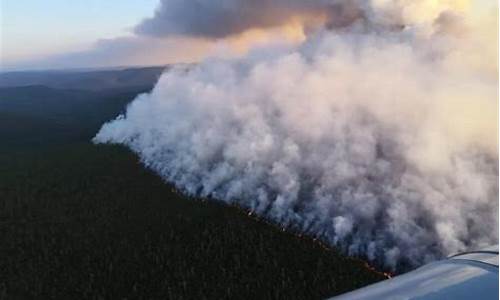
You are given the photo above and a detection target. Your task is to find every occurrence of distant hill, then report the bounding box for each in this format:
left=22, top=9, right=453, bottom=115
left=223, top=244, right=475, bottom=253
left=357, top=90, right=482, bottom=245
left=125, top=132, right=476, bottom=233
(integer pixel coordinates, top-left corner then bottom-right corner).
left=0, top=66, right=167, bottom=148
left=0, top=84, right=153, bottom=149
left=0, top=66, right=166, bottom=91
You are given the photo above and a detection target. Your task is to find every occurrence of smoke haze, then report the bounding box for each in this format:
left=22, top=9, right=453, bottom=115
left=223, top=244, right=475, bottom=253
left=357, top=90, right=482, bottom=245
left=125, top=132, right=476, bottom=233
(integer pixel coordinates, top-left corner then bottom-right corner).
left=95, top=0, right=498, bottom=270
left=3, top=36, right=212, bottom=71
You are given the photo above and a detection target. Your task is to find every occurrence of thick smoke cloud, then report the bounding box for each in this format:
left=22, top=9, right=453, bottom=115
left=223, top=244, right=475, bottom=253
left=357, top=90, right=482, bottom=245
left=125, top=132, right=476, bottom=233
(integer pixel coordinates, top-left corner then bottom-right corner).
left=96, top=1, right=498, bottom=271
left=134, top=0, right=474, bottom=39
left=135, top=0, right=369, bottom=38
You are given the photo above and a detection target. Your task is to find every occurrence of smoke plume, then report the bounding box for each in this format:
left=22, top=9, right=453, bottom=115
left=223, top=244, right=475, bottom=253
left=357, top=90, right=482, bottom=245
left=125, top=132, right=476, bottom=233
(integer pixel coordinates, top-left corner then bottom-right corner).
left=95, top=0, right=498, bottom=271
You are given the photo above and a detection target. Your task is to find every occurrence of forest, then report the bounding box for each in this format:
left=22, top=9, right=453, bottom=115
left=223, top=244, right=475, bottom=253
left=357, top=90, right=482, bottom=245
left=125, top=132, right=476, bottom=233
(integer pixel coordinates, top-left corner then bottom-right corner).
left=0, top=68, right=386, bottom=299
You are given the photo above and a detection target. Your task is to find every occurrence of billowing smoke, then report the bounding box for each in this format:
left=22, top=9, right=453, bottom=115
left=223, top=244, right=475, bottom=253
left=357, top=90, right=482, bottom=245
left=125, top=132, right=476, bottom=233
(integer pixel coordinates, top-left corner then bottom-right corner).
left=95, top=0, right=498, bottom=271
left=134, top=0, right=478, bottom=39
left=134, top=0, right=362, bottom=38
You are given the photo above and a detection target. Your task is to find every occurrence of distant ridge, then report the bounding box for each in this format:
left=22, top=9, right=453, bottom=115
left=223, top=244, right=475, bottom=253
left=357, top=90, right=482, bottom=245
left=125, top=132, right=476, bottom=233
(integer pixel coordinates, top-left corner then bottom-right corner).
left=0, top=66, right=168, bottom=91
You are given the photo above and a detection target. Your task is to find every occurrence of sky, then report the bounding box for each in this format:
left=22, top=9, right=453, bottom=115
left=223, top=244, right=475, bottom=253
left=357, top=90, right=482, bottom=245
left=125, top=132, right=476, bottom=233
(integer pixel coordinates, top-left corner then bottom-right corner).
left=1, top=0, right=159, bottom=69
left=0, top=0, right=317, bottom=70
left=0, top=0, right=496, bottom=71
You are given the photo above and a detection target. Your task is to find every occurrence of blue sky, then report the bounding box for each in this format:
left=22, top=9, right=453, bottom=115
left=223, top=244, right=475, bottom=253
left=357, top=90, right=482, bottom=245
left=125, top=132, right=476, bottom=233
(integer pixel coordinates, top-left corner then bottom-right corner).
left=1, top=0, right=159, bottom=65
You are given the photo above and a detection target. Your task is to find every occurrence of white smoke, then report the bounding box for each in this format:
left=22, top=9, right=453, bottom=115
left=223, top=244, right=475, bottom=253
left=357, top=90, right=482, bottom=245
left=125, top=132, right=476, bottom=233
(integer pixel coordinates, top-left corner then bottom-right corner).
left=94, top=1, right=498, bottom=271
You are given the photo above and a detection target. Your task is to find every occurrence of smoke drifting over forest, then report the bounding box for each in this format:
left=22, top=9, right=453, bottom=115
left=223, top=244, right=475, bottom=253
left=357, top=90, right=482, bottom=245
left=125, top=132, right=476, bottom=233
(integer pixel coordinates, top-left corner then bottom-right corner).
left=95, top=0, right=498, bottom=270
